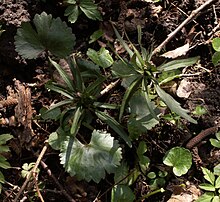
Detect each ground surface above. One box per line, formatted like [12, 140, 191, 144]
[0, 0, 220, 201]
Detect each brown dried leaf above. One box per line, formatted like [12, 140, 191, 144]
[162, 43, 190, 59]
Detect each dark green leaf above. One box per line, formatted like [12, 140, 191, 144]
[119, 76, 142, 121]
[15, 12, 76, 59]
[95, 110, 132, 147]
[70, 107, 84, 136]
[79, 0, 102, 21]
[0, 134, 13, 145]
[49, 58, 75, 92]
[155, 85, 197, 124]
[87, 47, 113, 68]
[111, 185, 135, 202]
[89, 29, 104, 44]
[64, 5, 79, 23]
[157, 57, 199, 71]
[0, 156, 11, 169]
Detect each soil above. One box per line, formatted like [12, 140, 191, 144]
[0, 0, 220, 201]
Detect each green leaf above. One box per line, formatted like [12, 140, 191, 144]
[114, 162, 129, 184]
[119, 76, 142, 121]
[15, 12, 75, 59]
[212, 196, 220, 202]
[87, 47, 113, 68]
[212, 51, 220, 66]
[193, 105, 207, 116]
[70, 107, 84, 136]
[214, 163, 220, 176]
[215, 176, 220, 188]
[137, 141, 147, 156]
[111, 185, 135, 202]
[210, 138, 220, 148]
[128, 90, 160, 139]
[89, 29, 104, 44]
[59, 130, 122, 183]
[48, 129, 68, 150]
[112, 25, 133, 58]
[157, 57, 199, 71]
[199, 183, 215, 192]
[111, 60, 138, 78]
[95, 110, 132, 148]
[42, 100, 74, 118]
[216, 132, 220, 141]
[137, 141, 150, 173]
[0, 171, 5, 184]
[142, 79, 159, 120]
[201, 167, 215, 185]
[163, 147, 192, 176]
[147, 172, 156, 179]
[64, 5, 79, 23]
[15, 22, 44, 59]
[79, 0, 102, 21]
[46, 82, 75, 99]
[49, 58, 75, 92]
[0, 134, 13, 145]
[40, 107, 61, 121]
[155, 85, 197, 124]
[0, 156, 11, 169]
[196, 192, 214, 202]
[212, 38, 220, 52]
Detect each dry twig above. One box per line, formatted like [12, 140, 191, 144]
[14, 142, 49, 202]
[152, 0, 218, 56]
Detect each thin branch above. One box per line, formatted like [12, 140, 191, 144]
[39, 160, 76, 202]
[14, 142, 48, 202]
[152, 0, 218, 56]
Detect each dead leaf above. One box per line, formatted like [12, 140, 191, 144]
[162, 43, 190, 59]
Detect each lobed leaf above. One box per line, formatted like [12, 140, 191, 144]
[15, 12, 75, 59]
[58, 130, 122, 183]
[201, 167, 215, 185]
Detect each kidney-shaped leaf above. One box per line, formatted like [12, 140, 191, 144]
[57, 130, 122, 183]
[163, 147, 192, 176]
[15, 12, 75, 59]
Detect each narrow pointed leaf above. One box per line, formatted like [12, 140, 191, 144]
[142, 79, 159, 120]
[119, 76, 142, 121]
[46, 82, 75, 99]
[70, 107, 84, 136]
[155, 85, 197, 124]
[95, 110, 132, 147]
[112, 25, 133, 58]
[49, 58, 75, 92]
[157, 57, 199, 71]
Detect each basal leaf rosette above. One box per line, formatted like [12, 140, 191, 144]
[15, 12, 76, 59]
[49, 130, 122, 183]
